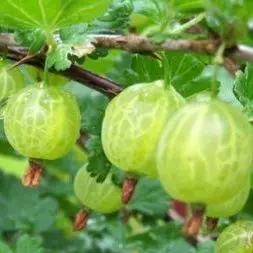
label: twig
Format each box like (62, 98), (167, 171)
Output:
(2, 33), (253, 97)
(0, 44), (122, 97)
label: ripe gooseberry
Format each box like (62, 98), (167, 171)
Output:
(0, 60), (24, 101)
(102, 80), (184, 177)
(206, 180), (250, 218)
(74, 165), (122, 213)
(4, 85), (81, 160)
(216, 221), (253, 253)
(157, 97), (253, 204)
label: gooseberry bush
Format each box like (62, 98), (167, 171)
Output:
(0, 1), (253, 253)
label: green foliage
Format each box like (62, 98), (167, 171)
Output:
(0, 172), (58, 232)
(0, 234), (44, 253)
(14, 29), (46, 54)
(91, 0), (133, 34)
(109, 52), (213, 97)
(205, 0), (253, 44)
(234, 64), (253, 118)
(129, 177), (170, 217)
(0, 0), (110, 31)
(46, 44), (73, 71)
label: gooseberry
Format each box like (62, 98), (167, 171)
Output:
(102, 80), (184, 177)
(4, 85), (81, 160)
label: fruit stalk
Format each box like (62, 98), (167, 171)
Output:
(206, 217), (219, 232)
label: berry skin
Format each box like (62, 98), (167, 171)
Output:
(102, 80), (184, 177)
(0, 61), (24, 101)
(216, 221), (253, 253)
(157, 98), (253, 204)
(206, 180), (250, 218)
(74, 165), (122, 213)
(4, 85), (81, 160)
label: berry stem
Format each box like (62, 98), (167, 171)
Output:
(183, 204), (205, 240)
(22, 159), (44, 188)
(73, 209), (89, 231)
(211, 42), (226, 97)
(162, 52), (171, 89)
(122, 176), (138, 205)
(206, 217), (219, 232)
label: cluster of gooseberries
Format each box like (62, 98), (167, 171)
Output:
(102, 79), (253, 216)
(101, 78), (253, 250)
(2, 59), (253, 250)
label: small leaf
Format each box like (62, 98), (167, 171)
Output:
(179, 76), (220, 98)
(86, 136), (112, 182)
(59, 24), (90, 45)
(81, 93), (109, 135)
(129, 177), (170, 217)
(14, 29), (46, 54)
(91, 0), (133, 33)
(46, 44), (72, 71)
(205, 0), (253, 45)
(46, 42), (95, 71)
(234, 63), (253, 118)
(16, 234), (44, 253)
(109, 52), (209, 94)
(121, 222), (184, 253)
(197, 240), (216, 253)
(0, 172), (58, 232)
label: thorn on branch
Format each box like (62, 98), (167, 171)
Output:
(7, 54), (40, 71)
(22, 159), (43, 188)
(205, 217), (219, 232)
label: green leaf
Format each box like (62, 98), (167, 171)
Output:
(0, 172), (58, 232)
(129, 177), (170, 217)
(159, 239), (196, 253)
(86, 136), (112, 182)
(197, 240), (216, 253)
(0, 241), (13, 253)
(178, 76), (219, 98)
(91, 0), (133, 33)
(0, 0), (110, 31)
(131, 0), (174, 29)
(109, 53), (163, 88)
(81, 93), (109, 135)
(16, 234), (44, 253)
(234, 63), (253, 118)
(205, 0), (253, 44)
(109, 52), (209, 97)
(14, 29), (46, 54)
(46, 44), (72, 71)
(175, 0), (204, 14)
(121, 222), (186, 253)
(46, 39), (96, 71)
(59, 24), (90, 45)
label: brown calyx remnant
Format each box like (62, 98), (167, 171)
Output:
(73, 209), (89, 231)
(206, 217), (219, 232)
(122, 176), (138, 205)
(183, 205), (205, 241)
(22, 160), (43, 188)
